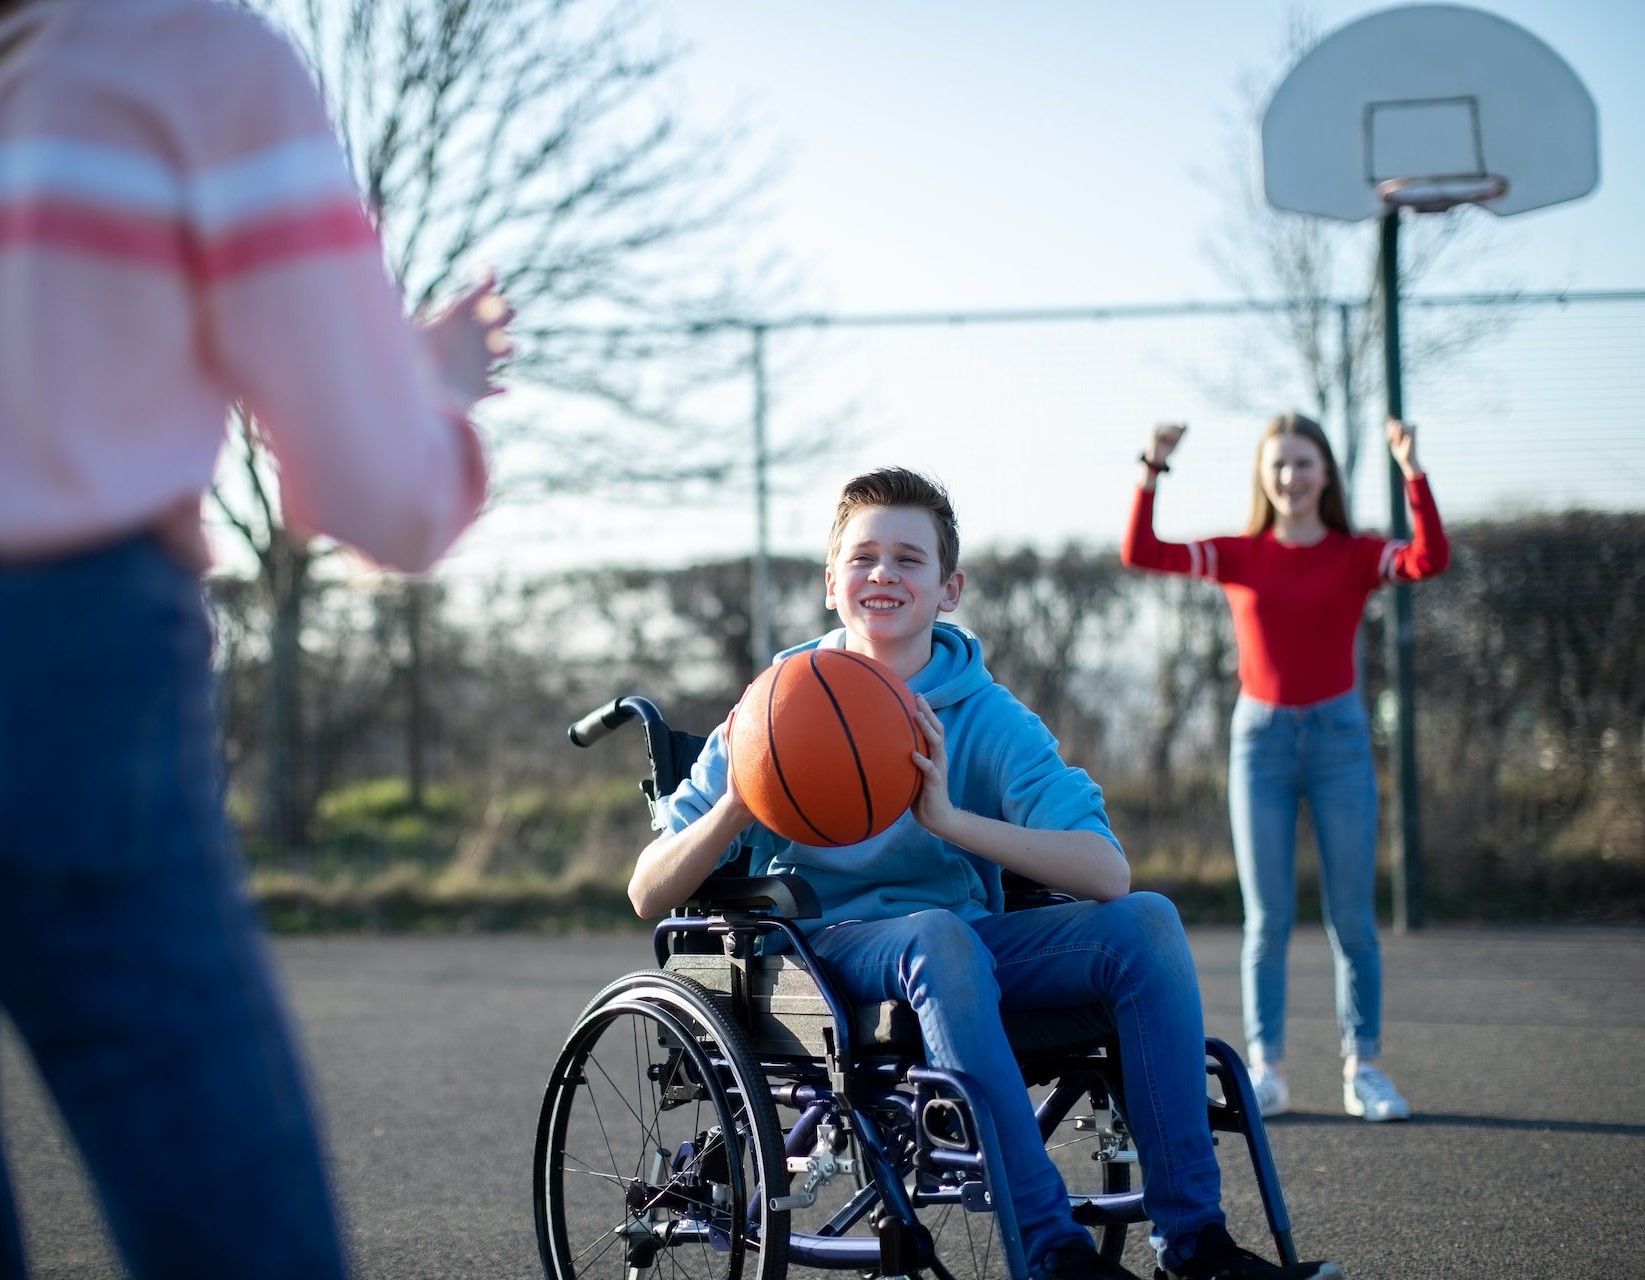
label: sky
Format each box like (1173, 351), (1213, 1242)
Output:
(443, 0), (1645, 582)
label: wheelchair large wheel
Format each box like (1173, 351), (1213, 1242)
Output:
(534, 971), (791, 1280)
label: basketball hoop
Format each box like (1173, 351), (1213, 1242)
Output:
(1256, 3), (1600, 935)
(1261, 5), (1597, 223)
(1375, 174), (1509, 214)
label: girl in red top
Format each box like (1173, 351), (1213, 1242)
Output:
(1121, 414), (1448, 1124)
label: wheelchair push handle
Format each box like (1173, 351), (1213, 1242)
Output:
(567, 695), (664, 748)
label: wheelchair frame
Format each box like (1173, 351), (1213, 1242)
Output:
(534, 695), (1302, 1280)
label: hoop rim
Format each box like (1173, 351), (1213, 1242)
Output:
(1375, 174), (1510, 213)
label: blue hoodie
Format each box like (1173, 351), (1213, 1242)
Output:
(653, 621), (1124, 935)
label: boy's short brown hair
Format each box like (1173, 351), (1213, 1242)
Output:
(827, 467), (960, 580)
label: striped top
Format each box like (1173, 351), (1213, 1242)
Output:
(1121, 477), (1449, 706)
(0, 0), (486, 572)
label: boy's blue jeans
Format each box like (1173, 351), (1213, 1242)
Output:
(809, 892), (1223, 1271)
(0, 536), (347, 1279)
(1228, 691), (1383, 1065)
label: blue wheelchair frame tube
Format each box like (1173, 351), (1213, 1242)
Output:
(652, 914), (1035, 1280)
(1204, 1039), (1297, 1266)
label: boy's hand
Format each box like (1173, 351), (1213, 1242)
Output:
(910, 696), (958, 837)
(720, 709), (756, 827)
(903, 694), (1131, 900)
(719, 771), (755, 827)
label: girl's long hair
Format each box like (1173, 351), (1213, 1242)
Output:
(1243, 413), (1352, 537)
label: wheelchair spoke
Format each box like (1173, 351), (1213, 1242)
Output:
(904, 1079), (1134, 1280)
(535, 965), (1139, 1280)
(922, 1197), (1001, 1280)
(536, 974), (790, 1280)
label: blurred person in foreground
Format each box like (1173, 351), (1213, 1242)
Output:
(0, 1), (511, 1275)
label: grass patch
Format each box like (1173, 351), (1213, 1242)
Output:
(252, 865), (637, 934)
(240, 772), (1645, 932)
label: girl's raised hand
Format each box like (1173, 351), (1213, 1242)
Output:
(1386, 417), (1421, 477)
(1149, 422), (1187, 463)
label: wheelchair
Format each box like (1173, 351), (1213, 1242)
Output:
(534, 695), (1305, 1280)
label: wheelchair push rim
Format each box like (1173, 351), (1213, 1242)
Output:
(534, 971), (791, 1280)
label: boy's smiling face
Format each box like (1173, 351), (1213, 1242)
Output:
(825, 505), (963, 675)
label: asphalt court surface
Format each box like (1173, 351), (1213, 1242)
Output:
(5, 923), (1643, 1278)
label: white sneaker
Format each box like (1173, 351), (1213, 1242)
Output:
(1249, 1063), (1290, 1118)
(1344, 1063), (1411, 1121)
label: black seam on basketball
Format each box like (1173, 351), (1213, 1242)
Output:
(767, 658), (837, 846)
(812, 651), (876, 843)
(835, 650), (921, 745)
(835, 650), (924, 815)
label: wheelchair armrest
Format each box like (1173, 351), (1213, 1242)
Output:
(1001, 868), (1077, 912)
(1004, 887), (1078, 911)
(685, 874), (822, 920)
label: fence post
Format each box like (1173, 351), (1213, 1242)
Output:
(750, 323), (773, 669)
(1338, 302), (1358, 519)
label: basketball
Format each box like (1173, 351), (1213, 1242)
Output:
(728, 649), (926, 847)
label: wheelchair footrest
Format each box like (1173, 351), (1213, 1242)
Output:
(1070, 1191), (1147, 1227)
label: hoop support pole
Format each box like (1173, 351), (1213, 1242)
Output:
(1380, 212), (1425, 934)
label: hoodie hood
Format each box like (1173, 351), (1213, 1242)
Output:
(778, 620), (992, 711)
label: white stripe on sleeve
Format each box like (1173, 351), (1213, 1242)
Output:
(190, 137), (361, 232)
(0, 139), (184, 215)
(1379, 540), (1406, 582)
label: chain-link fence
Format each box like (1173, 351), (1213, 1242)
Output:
(214, 289), (1645, 925)
(456, 289), (1643, 579)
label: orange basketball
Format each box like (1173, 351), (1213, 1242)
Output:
(728, 649), (925, 847)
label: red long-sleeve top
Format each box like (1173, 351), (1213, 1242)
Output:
(1121, 478), (1449, 706)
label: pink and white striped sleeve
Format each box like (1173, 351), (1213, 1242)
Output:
(189, 18), (487, 574)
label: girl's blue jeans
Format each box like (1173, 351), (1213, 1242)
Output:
(0, 536), (347, 1279)
(1228, 690), (1383, 1065)
(809, 892), (1223, 1271)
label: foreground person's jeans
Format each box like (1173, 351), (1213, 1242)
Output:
(0, 535), (346, 1279)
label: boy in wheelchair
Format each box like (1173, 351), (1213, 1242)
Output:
(628, 467), (1342, 1280)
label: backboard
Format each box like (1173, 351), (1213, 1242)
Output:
(1262, 3), (1598, 220)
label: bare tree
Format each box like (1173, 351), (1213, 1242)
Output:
(219, 0), (789, 846)
(958, 546), (1130, 758)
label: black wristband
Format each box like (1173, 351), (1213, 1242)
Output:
(1139, 453), (1170, 474)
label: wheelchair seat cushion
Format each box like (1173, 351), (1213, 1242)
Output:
(1001, 1000), (1116, 1056)
(843, 989), (1117, 1061)
(665, 952), (1116, 1062)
